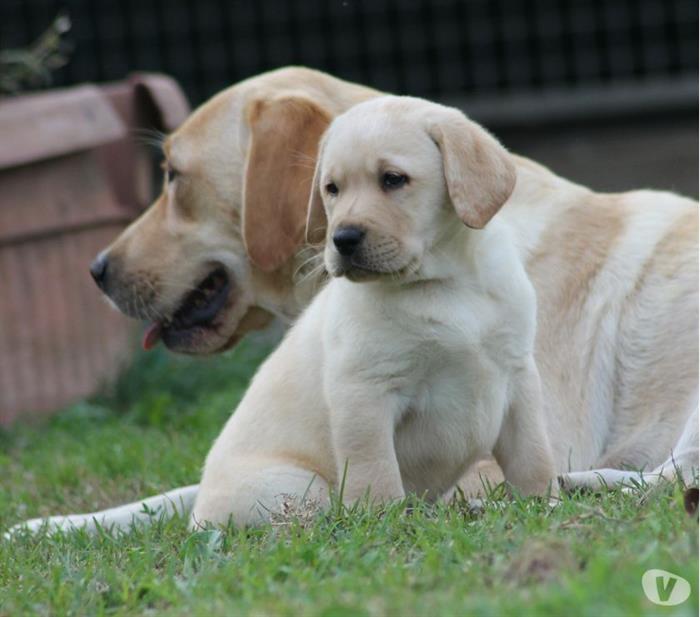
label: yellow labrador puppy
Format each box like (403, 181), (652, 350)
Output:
(193, 95), (557, 524)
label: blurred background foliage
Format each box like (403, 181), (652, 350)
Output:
(92, 338), (273, 428)
(0, 13), (72, 94)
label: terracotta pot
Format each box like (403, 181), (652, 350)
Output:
(0, 74), (189, 425)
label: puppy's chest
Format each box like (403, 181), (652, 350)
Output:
(398, 337), (497, 416)
(333, 294), (499, 402)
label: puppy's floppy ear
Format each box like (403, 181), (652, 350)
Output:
(242, 95), (331, 272)
(427, 107), (516, 229)
(304, 134), (328, 245)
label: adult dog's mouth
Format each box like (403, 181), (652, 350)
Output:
(142, 267), (231, 350)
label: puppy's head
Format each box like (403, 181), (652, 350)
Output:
(306, 96), (516, 282)
(91, 75), (332, 354)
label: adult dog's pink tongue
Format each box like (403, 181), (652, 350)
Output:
(142, 323), (163, 351)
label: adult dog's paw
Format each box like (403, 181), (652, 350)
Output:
(4, 515), (81, 540)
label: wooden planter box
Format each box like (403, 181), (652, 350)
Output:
(0, 74), (189, 425)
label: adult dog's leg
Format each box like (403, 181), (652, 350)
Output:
(5, 484), (199, 538)
(191, 458), (330, 529)
(561, 407), (699, 491)
(9, 458), (331, 536)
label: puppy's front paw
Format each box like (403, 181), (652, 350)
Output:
(339, 465), (405, 506)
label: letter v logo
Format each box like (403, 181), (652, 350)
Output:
(642, 569), (691, 606)
(656, 574), (677, 602)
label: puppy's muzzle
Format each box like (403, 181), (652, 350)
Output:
(333, 226), (365, 257)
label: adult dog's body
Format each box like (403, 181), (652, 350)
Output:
(9, 68), (697, 535)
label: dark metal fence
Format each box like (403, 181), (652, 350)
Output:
(1, 0), (697, 111)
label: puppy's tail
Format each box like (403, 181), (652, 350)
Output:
(5, 484), (199, 539)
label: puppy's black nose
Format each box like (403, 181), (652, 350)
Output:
(89, 254), (109, 289)
(333, 226), (365, 257)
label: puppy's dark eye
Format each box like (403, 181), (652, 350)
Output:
(166, 166), (179, 183)
(382, 172), (408, 190)
(325, 182), (339, 196)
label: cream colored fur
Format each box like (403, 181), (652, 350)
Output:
(7, 69), (697, 537)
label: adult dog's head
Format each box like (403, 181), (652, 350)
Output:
(90, 67), (376, 354)
(306, 96), (516, 283)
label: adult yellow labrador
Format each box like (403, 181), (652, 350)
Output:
(9, 67), (697, 535)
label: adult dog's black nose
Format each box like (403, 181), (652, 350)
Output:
(333, 226), (365, 257)
(89, 254), (109, 289)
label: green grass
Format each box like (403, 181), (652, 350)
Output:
(1, 341), (697, 616)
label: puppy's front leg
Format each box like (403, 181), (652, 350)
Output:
(494, 357), (557, 496)
(330, 388), (405, 504)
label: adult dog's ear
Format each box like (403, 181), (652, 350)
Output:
(428, 107), (516, 229)
(242, 96), (331, 272)
(304, 134), (328, 246)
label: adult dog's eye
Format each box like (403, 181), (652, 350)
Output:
(325, 182), (339, 196)
(382, 172), (408, 190)
(166, 165), (179, 183)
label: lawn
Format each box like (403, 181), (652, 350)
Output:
(1, 340), (697, 616)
